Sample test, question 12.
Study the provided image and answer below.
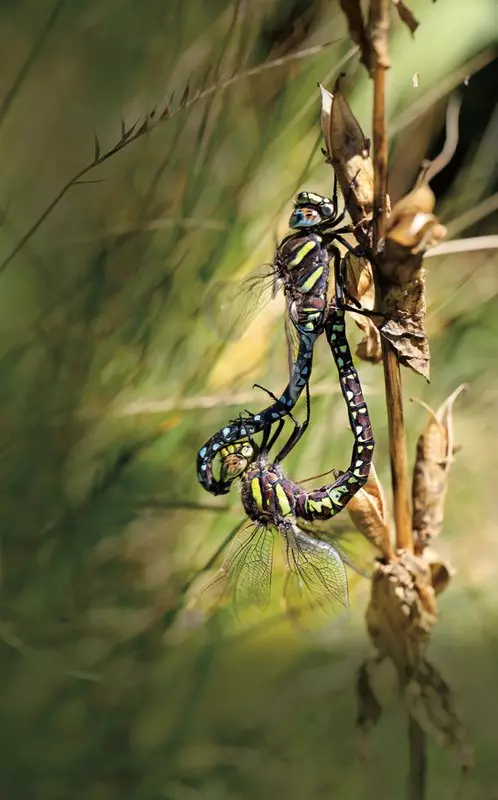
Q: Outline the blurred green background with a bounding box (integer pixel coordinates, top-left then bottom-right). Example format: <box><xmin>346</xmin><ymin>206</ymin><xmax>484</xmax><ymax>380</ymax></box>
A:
<box><xmin>0</xmin><ymin>1</ymin><xmax>497</xmax><ymax>798</ymax></box>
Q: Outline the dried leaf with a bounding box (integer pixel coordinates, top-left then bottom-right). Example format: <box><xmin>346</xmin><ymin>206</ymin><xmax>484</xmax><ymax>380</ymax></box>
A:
<box><xmin>319</xmin><ymin>83</ymin><xmax>375</xmax><ymax>242</ymax></box>
<box><xmin>354</xmin><ymin>315</ymin><xmax>383</xmax><ymax>363</ymax></box>
<box><xmin>392</xmin><ymin>0</ymin><xmax>420</xmax><ymax>35</ymax></box>
<box><xmin>406</xmin><ymin>660</ymin><xmax>474</xmax><ymax>769</ymax></box>
<box><xmin>348</xmin><ymin>464</ymin><xmax>394</xmax><ymax>560</ymax></box>
<box><xmin>381</xmin><ymin>316</ymin><xmax>430</xmax><ymax>380</ymax></box>
<box><xmin>344</xmin><ymin>251</ymin><xmax>377</xmax><ymax>309</ymax></box>
<box><xmin>342</xmin><ymin>251</ymin><xmax>383</xmax><ymax>364</ymax></box>
<box><xmin>339</xmin><ymin>0</ymin><xmax>371</xmax><ymax>72</ymax></box>
<box><xmin>411</xmin><ymin>385</ymin><xmax>467</xmax><ymax>551</ymax></box>
<box><xmin>379</xmin><ymin>182</ymin><xmax>447</xmax><ymax>380</ymax></box>
<box><xmin>357</xmin><ymin>658</ymin><xmax>384</xmax><ymax>731</ymax></box>
<box><xmin>366</xmin><ymin>551</ymin><xmax>438</xmax><ymax>671</ymax></box>
<box><xmin>357</xmin><ymin>656</ymin><xmax>401</xmax><ymax>733</ymax></box>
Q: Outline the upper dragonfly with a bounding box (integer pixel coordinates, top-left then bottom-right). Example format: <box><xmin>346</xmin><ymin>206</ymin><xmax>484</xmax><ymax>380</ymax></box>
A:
<box><xmin>197</xmin><ymin>183</ymin><xmax>357</xmax><ymax>495</ymax></box>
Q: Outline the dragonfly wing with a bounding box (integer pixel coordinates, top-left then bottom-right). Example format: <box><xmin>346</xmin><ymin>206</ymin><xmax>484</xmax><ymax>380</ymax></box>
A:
<box><xmin>203</xmin><ymin>265</ymin><xmax>276</xmax><ymax>342</ymax></box>
<box><xmin>284</xmin><ymin>309</ymin><xmax>303</xmax><ymax>402</ymax></box>
<box><xmin>281</xmin><ymin>525</ymin><xmax>349</xmax><ymax>632</ymax></box>
<box><xmin>297</xmin><ymin>520</ymin><xmax>379</xmax><ymax>580</ymax></box>
<box><xmin>197</xmin><ymin>523</ymin><xmax>274</xmax><ymax>623</ymax></box>
<box><xmin>228</xmin><ymin>525</ymin><xmax>274</xmax><ymax>616</ymax></box>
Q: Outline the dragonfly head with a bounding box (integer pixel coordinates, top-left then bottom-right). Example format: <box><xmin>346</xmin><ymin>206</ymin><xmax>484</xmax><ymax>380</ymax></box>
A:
<box><xmin>289</xmin><ymin>191</ymin><xmax>335</xmax><ymax>229</ymax></box>
<box><xmin>219</xmin><ymin>440</ymin><xmax>258</xmax><ymax>483</ymax></box>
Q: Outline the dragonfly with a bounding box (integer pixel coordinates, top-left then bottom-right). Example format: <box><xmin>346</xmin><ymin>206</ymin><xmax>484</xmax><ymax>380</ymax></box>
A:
<box><xmin>197</xmin><ymin>182</ymin><xmax>362</xmax><ymax>496</ymax></box>
<box><xmin>197</xmin><ymin>278</ymin><xmax>375</xmax><ymax>630</ymax></box>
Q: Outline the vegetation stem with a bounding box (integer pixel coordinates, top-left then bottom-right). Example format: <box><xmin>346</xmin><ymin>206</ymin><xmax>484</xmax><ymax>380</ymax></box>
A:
<box><xmin>370</xmin><ymin>1</ymin><xmax>426</xmax><ymax>797</ymax></box>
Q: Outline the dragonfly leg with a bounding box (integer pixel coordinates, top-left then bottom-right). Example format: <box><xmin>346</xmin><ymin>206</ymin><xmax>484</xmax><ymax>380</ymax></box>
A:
<box><xmin>265</xmin><ymin>418</ymin><xmax>286</xmax><ymax>452</ymax></box>
<box><xmin>274</xmin><ymin>382</ymin><xmax>311</xmax><ymax>464</ymax></box>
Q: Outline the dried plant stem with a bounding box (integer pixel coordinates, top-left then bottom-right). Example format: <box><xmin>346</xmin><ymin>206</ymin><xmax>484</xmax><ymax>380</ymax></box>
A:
<box><xmin>370</xmin><ymin>1</ymin><xmax>425</xmax><ymax>797</ymax></box>
<box><xmin>408</xmin><ymin>716</ymin><xmax>427</xmax><ymax>800</ymax></box>
<box><xmin>370</xmin><ymin>0</ymin><xmax>413</xmax><ymax>552</ymax></box>
<box><xmin>382</xmin><ymin>350</ymin><xmax>412</xmax><ymax>549</ymax></box>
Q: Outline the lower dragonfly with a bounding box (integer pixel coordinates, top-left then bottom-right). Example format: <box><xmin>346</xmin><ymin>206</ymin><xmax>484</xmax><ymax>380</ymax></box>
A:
<box><xmin>197</xmin><ymin>183</ymin><xmax>360</xmax><ymax>496</ymax></box>
<box><xmin>198</xmin><ymin>271</ymin><xmax>375</xmax><ymax>630</ymax></box>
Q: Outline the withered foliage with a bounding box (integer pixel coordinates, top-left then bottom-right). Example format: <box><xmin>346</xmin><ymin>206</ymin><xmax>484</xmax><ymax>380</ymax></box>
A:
<box><xmin>350</xmin><ymin>387</ymin><xmax>472</xmax><ymax>769</ymax></box>
<box><xmin>339</xmin><ymin>0</ymin><xmax>420</xmax><ymax>75</ymax></box>
<box><xmin>347</xmin><ymin>464</ymin><xmax>394</xmax><ymax>560</ymax></box>
<box><xmin>319</xmin><ymin>85</ymin><xmax>451</xmax><ymax>381</ymax></box>
<box><xmin>320</xmin><ymin>82</ymin><xmax>375</xmax><ymax>245</ymax></box>
<box><xmin>381</xmin><ymin>182</ymin><xmax>447</xmax><ymax>380</ymax></box>
<box><xmin>411</xmin><ymin>385</ymin><xmax>467</xmax><ymax>553</ymax></box>
<box><xmin>343</xmin><ymin>250</ymin><xmax>383</xmax><ymax>363</ymax></box>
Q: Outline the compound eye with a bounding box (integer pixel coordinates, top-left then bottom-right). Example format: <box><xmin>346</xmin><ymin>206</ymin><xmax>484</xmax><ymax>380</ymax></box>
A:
<box><xmin>296</xmin><ymin>191</ymin><xmax>308</xmax><ymax>204</ymax></box>
<box><xmin>320</xmin><ymin>203</ymin><xmax>334</xmax><ymax>218</ymax></box>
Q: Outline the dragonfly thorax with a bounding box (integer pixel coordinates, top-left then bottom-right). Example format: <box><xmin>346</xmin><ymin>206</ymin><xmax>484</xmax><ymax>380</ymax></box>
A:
<box><xmin>240</xmin><ymin>457</ymin><xmax>301</xmax><ymax>525</ymax></box>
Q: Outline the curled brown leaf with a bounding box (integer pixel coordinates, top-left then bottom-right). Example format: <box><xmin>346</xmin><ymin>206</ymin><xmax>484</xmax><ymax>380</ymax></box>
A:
<box><xmin>342</xmin><ymin>235</ymin><xmax>383</xmax><ymax>365</ymax></box>
<box><xmin>392</xmin><ymin>0</ymin><xmax>420</xmax><ymax>35</ymax></box>
<box><xmin>339</xmin><ymin>0</ymin><xmax>371</xmax><ymax>73</ymax></box>
<box><xmin>319</xmin><ymin>83</ymin><xmax>375</xmax><ymax>242</ymax></box>
<box><xmin>411</xmin><ymin>385</ymin><xmax>467</xmax><ymax>552</ymax></box>
<box><xmin>356</xmin><ymin>656</ymin><xmax>398</xmax><ymax>732</ymax></box>
<box><xmin>406</xmin><ymin>660</ymin><xmax>474</xmax><ymax>770</ymax></box>
<box><xmin>379</xmin><ymin>181</ymin><xmax>447</xmax><ymax>380</ymax></box>
<box><xmin>347</xmin><ymin>463</ymin><xmax>394</xmax><ymax>559</ymax></box>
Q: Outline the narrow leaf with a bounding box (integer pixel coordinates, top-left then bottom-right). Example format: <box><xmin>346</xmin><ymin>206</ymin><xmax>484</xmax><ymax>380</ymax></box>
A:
<box><xmin>93</xmin><ymin>130</ymin><xmax>101</xmax><ymax>161</ymax></box>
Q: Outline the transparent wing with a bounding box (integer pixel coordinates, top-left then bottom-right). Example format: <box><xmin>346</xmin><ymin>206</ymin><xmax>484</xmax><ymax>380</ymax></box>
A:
<box><xmin>203</xmin><ymin>265</ymin><xmax>277</xmax><ymax>342</ymax></box>
<box><xmin>197</xmin><ymin>523</ymin><xmax>275</xmax><ymax>623</ymax></box>
<box><xmin>297</xmin><ymin>519</ymin><xmax>379</xmax><ymax>580</ymax></box>
<box><xmin>281</xmin><ymin>525</ymin><xmax>349</xmax><ymax>632</ymax></box>
<box><xmin>284</xmin><ymin>309</ymin><xmax>303</xmax><ymax>402</ymax></box>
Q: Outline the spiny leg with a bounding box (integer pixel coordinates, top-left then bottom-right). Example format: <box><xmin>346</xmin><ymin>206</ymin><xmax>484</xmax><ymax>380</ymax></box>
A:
<box><xmin>274</xmin><ymin>381</ymin><xmax>311</xmax><ymax>464</ymax></box>
<box><xmin>253</xmin><ymin>382</ymin><xmax>303</xmax><ymax>457</ymax></box>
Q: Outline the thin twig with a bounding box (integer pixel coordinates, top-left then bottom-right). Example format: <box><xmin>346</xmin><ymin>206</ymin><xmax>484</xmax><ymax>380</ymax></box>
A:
<box><xmin>425</xmin><ymin>235</ymin><xmax>498</xmax><ymax>257</ymax></box>
<box><xmin>0</xmin><ymin>39</ymin><xmax>339</xmax><ymax>276</ymax></box>
<box><xmin>444</xmin><ymin>191</ymin><xmax>498</xmax><ymax>239</ymax></box>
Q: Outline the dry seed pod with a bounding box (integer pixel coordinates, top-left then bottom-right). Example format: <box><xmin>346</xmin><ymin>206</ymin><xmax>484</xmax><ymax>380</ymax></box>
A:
<box><xmin>365</xmin><ymin>551</ymin><xmax>438</xmax><ymax>671</ymax></box>
<box><xmin>354</xmin><ymin>316</ymin><xmax>383</xmax><ymax>363</ymax></box>
<box><xmin>424</xmin><ymin>546</ymin><xmax>455</xmax><ymax>596</ymax></box>
<box><xmin>379</xmin><ymin>182</ymin><xmax>447</xmax><ymax>381</ymax></box>
<box><xmin>406</xmin><ymin>660</ymin><xmax>474</xmax><ymax>770</ymax></box>
<box><xmin>319</xmin><ymin>83</ymin><xmax>375</xmax><ymax>242</ymax></box>
<box><xmin>411</xmin><ymin>384</ymin><xmax>467</xmax><ymax>552</ymax></box>
<box><xmin>342</xmin><ymin>242</ymin><xmax>383</xmax><ymax>365</ymax></box>
<box><xmin>347</xmin><ymin>463</ymin><xmax>394</xmax><ymax>560</ymax></box>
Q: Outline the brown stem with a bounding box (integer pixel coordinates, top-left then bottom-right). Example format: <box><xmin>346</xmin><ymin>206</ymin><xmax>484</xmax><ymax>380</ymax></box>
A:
<box><xmin>408</xmin><ymin>716</ymin><xmax>427</xmax><ymax>800</ymax></box>
<box><xmin>370</xmin><ymin>0</ymin><xmax>412</xmax><ymax>551</ymax></box>
<box><xmin>369</xmin><ymin>3</ymin><xmax>425</xmax><ymax>799</ymax></box>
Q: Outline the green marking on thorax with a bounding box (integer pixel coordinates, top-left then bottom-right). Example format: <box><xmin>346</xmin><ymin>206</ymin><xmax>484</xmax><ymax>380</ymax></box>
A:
<box><xmin>289</xmin><ymin>240</ymin><xmax>316</xmax><ymax>267</ymax></box>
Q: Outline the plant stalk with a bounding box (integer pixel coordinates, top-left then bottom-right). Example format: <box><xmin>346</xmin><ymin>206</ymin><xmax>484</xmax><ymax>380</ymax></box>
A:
<box><xmin>370</xmin><ymin>1</ymin><xmax>425</xmax><ymax>798</ymax></box>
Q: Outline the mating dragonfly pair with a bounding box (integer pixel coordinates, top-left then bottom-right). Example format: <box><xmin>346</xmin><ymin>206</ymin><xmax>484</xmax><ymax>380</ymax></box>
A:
<box><xmin>196</xmin><ymin>181</ymin><xmax>375</xmax><ymax>631</ymax></box>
